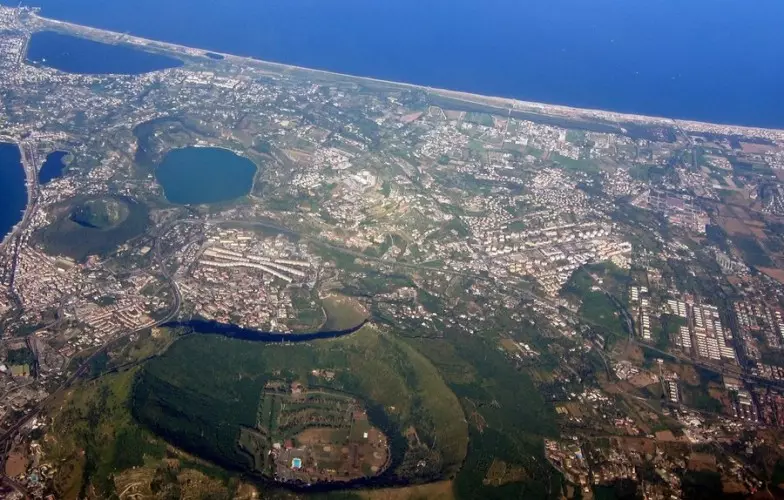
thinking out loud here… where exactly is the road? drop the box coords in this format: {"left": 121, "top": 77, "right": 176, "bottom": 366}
{"left": 0, "top": 211, "right": 774, "bottom": 492}
{"left": 0, "top": 213, "right": 186, "bottom": 452}
{"left": 0, "top": 222, "right": 183, "bottom": 494}
{"left": 3, "top": 142, "right": 40, "bottom": 279}
{"left": 169, "top": 217, "right": 570, "bottom": 313}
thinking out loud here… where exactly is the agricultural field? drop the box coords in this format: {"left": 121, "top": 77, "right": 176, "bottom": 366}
{"left": 131, "top": 324, "right": 468, "bottom": 485}
{"left": 243, "top": 382, "right": 389, "bottom": 482}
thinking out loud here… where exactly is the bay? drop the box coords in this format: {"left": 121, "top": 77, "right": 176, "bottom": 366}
{"left": 0, "top": 143, "right": 27, "bottom": 242}
{"left": 7, "top": 0, "right": 784, "bottom": 127}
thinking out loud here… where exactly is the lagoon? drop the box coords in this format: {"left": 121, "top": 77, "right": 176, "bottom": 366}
{"left": 26, "top": 30, "right": 183, "bottom": 75}
{"left": 9, "top": 0, "right": 784, "bottom": 127}
{"left": 0, "top": 143, "right": 27, "bottom": 241}
{"left": 155, "top": 147, "right": 257, "bottom": 205}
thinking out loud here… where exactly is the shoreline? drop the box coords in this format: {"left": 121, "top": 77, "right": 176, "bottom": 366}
{"left": 30, "top": 13, "right": 784, "bottom": 141}
{"left": 0, "top": 140, "right": 31, "bottom": 251}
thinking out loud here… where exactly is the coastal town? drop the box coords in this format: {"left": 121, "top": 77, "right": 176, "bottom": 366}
{"left": 1, "top": 3, "right": 784, "bottom": 499}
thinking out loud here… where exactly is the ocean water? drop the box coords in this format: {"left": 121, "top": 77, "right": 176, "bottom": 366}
{"left": 6, "top": 0, "right": 784, "bottom": 127}
{"left": 0, "top": 143, "right": 27, "bottom": 241}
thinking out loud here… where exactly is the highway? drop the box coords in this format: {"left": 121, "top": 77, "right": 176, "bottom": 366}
{"left": 0, "top": 212, "right": 776, "bottom": 493}
{"left": 0, "top": 220, "right": 183, "bottom": 495}
{"left": 2, "top": 141, "right": 39, "bottom": 266}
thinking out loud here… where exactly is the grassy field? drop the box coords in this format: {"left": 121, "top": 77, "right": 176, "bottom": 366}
{"left": 43, "top": 368, "right": 168, "bottom": 498}
{"left": 321, "top": 295, "right": 369, "bottom": 331}
{"left": 562, "top": 264, "right": 630, "bottom": 345}
{"left": 132, "top": 324, "right": 468, "bottom": 482}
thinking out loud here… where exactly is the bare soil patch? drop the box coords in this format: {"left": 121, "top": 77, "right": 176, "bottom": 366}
{"left": 718, "top": 216, "right": 754, "bottom": 236}
{"left": 760, "top": 267, "right": 784, "bottom": 284}
{"left": 401, "top": 112, "right": 423, "bottom": 124}
{"left": 687, "top": 452, "right": 717, "bottom": 471}
{"left": 4, "top": 451, "right": 27, "bottom": 477}
{"left": 741, "top": 142, "right": 777, "bottom": 154}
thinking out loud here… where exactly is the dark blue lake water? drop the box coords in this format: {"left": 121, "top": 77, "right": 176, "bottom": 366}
{"left": 155, "top": 147, "right": 258, "bottom": 205}
{"left": 0, "top": 143, "right": 27, "bottom": 241}
{"left": 7, "top": 0, "right": 784, "bottom": 127}
{"left": 167, "top": 318, "right": 369, "bottom": 342}
{"left": 27, "top": 31, "right": 183, "bottom": 74}
{"left": 38, "top": 150, "right": 67, "bottom": 184}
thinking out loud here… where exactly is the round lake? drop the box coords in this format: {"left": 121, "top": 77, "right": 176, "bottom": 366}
{"left": 155, "top": 147, "right": 257, "bottom": 205}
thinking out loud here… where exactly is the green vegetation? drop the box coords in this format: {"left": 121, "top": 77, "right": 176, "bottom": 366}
{"left": 772, "top": 459, "right": 784, "bottom": 486}
{"left": 290, "top": 288, "right": 326, "bottom": 332}
{"left": 552, "top": 154, "right": 598, "bottom": 173}
{"left": 593, "top": 478, "right": 639, "bottom": 500}
{"left": 345, "top": 271, "right": 415, "bottom": 297}
{"left": 566, "top": 130, "right": 586, "bottom": 144}
{"left": 6, "top": 346, "right": 35, "bottom": 365}
{"left": 562, "top": 265, "right": 629, "bottom": 344}
{"left": 681, "top": 470, "right": 724, "bottom": 500}
{"left": 658, "top": 315, "right": 687, "bottom": 351}
{"left": 406, "top": 329, "right": 560, "bottom": 499}
{"left": 463, "top": 112, "right": 495, "bottom": 127}
{"left": 682, "top": 386, "right": 723, "bottom": 414}
{"left": 580, "top": 293, "right": 625, "bottom": 339}
{"left": 70, "top": 197, "right": 129, "bottom": 229}
{"left": 35, "top": 196, "right": 149, "bottom": 261}
{"left": 681, "top": 367, "right": 724, "bottom": 414}
{"left": 731, "top": 160, "right": 774, "bottom": 177}
{"left": 132, "top": 325, "right": 467, "bottom": 482}
{"left": 731, "top": 235, "right": 773, "bottom": 268}
{"left": 45, "top": 369, "right": 167, "bottom": 498}
{"left": 629, "top": 164, "right": 668, "bottom": 183}
{"left": 705, "top": 225, "right": 730, "bottom": 253}
{"left": 253, "top": 138, "right": 272, "bottom": 154}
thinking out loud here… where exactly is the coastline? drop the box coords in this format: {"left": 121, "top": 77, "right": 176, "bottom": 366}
{"left": 32, "top": 14, "right": 784, "bottom": 142}
{"left": 0, "top": 140, "right": 31, "bottom": 251}
{"left": 2, "top": 7, "right": 779, "bottom": 265}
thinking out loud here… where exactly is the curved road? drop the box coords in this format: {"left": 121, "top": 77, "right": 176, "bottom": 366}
{"left": 0, "top": 223, "right": 182, "bottom": 494}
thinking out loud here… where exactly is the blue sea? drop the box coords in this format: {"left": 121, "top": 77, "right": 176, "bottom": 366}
{"left": 5, "top": 0, "right": 784, "bottom": 127}
{"left": 0, "top": 143, "right": 27, "bottom": 241}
